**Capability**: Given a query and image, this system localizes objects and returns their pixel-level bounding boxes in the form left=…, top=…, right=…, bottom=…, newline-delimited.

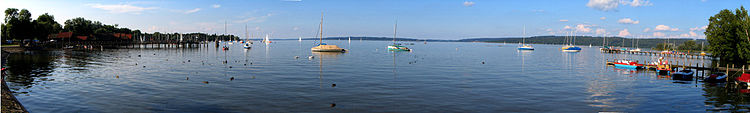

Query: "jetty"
left=600, top=49, right=712, bottom=59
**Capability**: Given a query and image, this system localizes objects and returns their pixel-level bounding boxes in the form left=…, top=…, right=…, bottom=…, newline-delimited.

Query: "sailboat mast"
left=522, top=25, right=526, bottom=45
left=319, top=12, right=324, bottom=42
left=393, top=20, right=398, bottom=43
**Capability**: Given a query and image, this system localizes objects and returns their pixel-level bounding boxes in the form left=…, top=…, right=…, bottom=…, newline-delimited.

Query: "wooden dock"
left=600, top=49, right=712, bottom=59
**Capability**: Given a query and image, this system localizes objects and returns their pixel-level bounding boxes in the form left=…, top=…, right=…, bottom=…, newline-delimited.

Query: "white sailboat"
left=311, top=12, right=346, bottom=52
left=387, top=20, right=410, bottom=51
left=299, top=37, right=302, bottom=42
left=264, top=34, right=271, bottom=45
left=517, top=26, right=534, bottom=50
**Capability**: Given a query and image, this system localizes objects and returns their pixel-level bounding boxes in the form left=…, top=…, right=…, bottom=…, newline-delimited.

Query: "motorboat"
left=671, top=70, right=694, bottom=81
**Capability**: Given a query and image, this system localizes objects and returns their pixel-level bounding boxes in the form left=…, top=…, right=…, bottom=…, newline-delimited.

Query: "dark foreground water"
left=4, top=40, right=749, bottom=112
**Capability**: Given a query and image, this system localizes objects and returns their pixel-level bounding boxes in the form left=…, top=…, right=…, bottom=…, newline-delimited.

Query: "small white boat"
left=243, top=43, right=252, bottom=49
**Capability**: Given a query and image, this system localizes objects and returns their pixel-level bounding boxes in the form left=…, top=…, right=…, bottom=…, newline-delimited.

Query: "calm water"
left=5, top=40, right=749, bottom=112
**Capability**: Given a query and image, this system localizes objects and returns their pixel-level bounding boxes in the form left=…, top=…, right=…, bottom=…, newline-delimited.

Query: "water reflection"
left=5, top=52, right=58, bottom=88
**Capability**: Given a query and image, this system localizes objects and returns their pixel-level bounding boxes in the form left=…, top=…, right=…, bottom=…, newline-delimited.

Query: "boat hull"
left=311, top=45, right=345, bottom=52
left=614, top=64, right=641, bottom=69
left=517, top=47, right=534, bottom=50
left=562, top=46, right=582, bottom=52
left=672, top=70, right=694, bottom=81
left=388, top=45, right=411, bottom=51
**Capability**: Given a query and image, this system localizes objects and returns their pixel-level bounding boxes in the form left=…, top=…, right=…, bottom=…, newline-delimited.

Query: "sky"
left=1, top=0, right=748, bottom=39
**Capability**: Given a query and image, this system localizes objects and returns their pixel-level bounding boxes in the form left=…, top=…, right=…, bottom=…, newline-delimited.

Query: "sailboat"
left=262, top=34, right=272, bottom=44
left=299, top=37, right=302, bottom=42
left=243, top=25, right=252, bottom=49
left=311, top=12, right=346, bottom=52
left=388, top=20, right=411, bottom=51
left=517, top=26, right=534, bottom=50
left=561, top=31, right=581, bottom=52
left=629, top=36, right=641, bottom=52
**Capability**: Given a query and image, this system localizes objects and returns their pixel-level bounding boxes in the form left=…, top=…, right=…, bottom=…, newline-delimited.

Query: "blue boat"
left=614, top=64, right=640, bottom=69
left=561, top=46, right=581, bottom=52
left=672, top=70, right=694, bottom=81
left=518, top=45, right=535, bottom=50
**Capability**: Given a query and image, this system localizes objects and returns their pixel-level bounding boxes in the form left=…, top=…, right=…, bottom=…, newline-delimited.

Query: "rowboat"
left=613, top=60, right=643, bottom=69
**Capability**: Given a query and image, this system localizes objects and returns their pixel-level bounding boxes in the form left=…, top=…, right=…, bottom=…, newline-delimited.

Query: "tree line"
left=2, top=8, right=238, bottom=42
left=705, top=6, right=750, bottom=64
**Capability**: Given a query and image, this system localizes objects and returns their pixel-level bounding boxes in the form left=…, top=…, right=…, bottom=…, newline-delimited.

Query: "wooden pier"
left=600, top=49, right=712, bottom=59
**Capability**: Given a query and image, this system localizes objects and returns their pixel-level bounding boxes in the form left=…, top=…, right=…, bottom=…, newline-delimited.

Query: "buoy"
left=186, top=77, right=189, bottom=80
left=330, top=103, right=336, bottom=107
left=244, top=64, right=247, bottom=66
left=153, top=53, right=156, bottom=55
left=482, top=61, right=485, bottom=64
left=143, top=66, right=146, bottom=68
left=230, top=77, right=234, bottom=81
left=332, top=84, right=336, bottom=87
left=115, top=75, right=119, bottom=78
left=138, top=55, right=141, bottom=57
left=295, top=56, right=300, bottom=59
left=202, top=81, right=209, bottom=84
left=229, top=66, right=232, bottom=68
left=188, top=60, right=190, bottom=62
left=135, top=63, right=137, bottom=65
left=308, top=56, right=315, bottom=59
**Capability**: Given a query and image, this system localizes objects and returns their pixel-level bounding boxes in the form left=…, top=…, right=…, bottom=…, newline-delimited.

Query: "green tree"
left=32, top=13, right=62, bottom=39
left=3, top=8, right=34, bottom=40
left=677, top=40, right=700, bottom=51
left=705, top=6, right=750, bottom=64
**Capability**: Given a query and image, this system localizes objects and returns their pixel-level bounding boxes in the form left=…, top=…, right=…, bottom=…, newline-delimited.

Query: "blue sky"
left=1, top=0, right=748, bottom=39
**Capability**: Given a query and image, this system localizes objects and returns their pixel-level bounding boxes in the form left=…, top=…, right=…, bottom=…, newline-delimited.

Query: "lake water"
left=4, top=40, right=749, bottom=112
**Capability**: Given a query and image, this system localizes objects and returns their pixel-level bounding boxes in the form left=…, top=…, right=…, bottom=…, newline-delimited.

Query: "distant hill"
left=254, top=36, right=454, bottom=42
left=254, top=36, right=707, bottom=49
left=460, top=36, right=707, bottom=49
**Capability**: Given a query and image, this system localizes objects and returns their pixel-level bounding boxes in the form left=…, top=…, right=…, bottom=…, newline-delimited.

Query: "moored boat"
left=672, top=70, right=694, bottom=81
left=562, top=46, right=581, bottom=52
left=613, top=60, right=644, bottom=69
left=388, top=44, right=410, bottom=51
left=704, top=73, right=727, bottom=83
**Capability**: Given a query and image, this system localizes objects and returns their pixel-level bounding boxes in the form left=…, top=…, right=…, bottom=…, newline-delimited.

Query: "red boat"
left=738, top=73, right=750, bottom=86
left=613, top=60, right=644, bottom=69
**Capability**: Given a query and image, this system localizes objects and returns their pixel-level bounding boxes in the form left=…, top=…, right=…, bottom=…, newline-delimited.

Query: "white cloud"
left=587, top=0, right=619, bottom=11
left=293, top=27, right=299, bottom=31
left=463, top=1, right=475, bottom=7
left=559, top=19, right=569, bottom=22
left=564, top=25, right=572, bottom=30
left=87, top=3, right=157, bottom=14
left=680, top=33, right=690, bottom=37
left=596, top=28, right=607, bottom=35
left=184, top=8, right=201, bottom=14
left=212, top=4, right=221, bottom=8
left=576, top=24, right=592, bottom=33
left=653, top=32, right=665, bottom=37
left=282, top=0, right=302, bottom=2
left=600, top=17, right=607, bottom=20
left=618, top=29, right=631, bottom=37
left=622, top=0, right=652, bottom=7
left=255, top=27, right=261, bottom=30
left=235, top=13, right=273, bottom=23
left=690, top=25, right=707, bottom=31
left=643, top=28, right=650, bottom=32
left=654, top=25, right=679, bottom=31
left=689, top=31, right=698, bottom=37
left=587, top=0, right=651, bottom=11
left=617, top=18, right=639, bottom=24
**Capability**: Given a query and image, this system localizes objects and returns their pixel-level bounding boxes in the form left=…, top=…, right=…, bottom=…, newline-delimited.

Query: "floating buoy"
left=330, top=103, right=336, bottom=107
left=202, top=81, right=209, bottom=84
left=153, top=53, right=156, bottom=55
left=332, top=84, right=336, bottom=87
left=295, top=56, right=300, bottom=59
left=135, top=63, right=137, bottom=65
left=308, top=56, right=315, bottom=59
left=143, top=66, right=146, bottom=68
left=115, top=75, right=119, bottom=78
left=229, top=66, right=232, bottom=68
left=187, top=60, right=190, bottom=62
left=186, top=77, right=189, bottom=80
left=482, top=61, right=485, bottom=64
left=244, top=64, right=247, bottom=66
left=230, top=77, right=234, bottom=81
left=138, top=55, right=141, bottom=57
